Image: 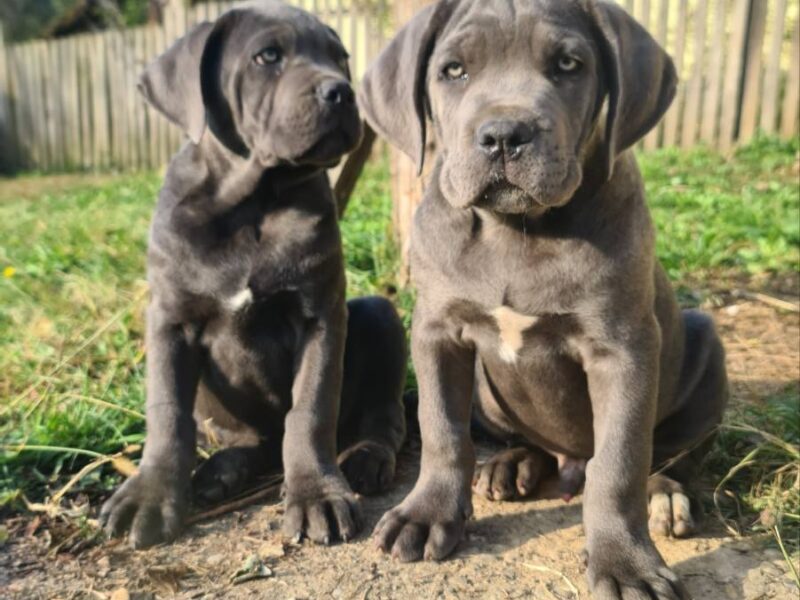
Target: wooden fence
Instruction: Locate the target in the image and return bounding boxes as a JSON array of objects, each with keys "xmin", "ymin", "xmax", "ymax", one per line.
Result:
[
  {"xmin": 0, "ymin": 0, "xmax": 797, "ymax": 175},
  {"xmin": 0, "ymin": 0, "xmax": 389, "ymax": 173}
]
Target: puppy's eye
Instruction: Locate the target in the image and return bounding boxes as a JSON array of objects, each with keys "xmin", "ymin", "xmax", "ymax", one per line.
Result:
[
  {"xmin": 442, "ymin": 62, "xmax": 468, "ymax": 81},
  {"xmin": 254, "ymin": 47, "xmax": 282, "ymax": 66},
  {"xmin": 555, "ymin": 55, "xmax": 582, "ymax": 74}
]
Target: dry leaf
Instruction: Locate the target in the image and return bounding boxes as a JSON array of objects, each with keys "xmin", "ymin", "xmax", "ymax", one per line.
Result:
[{"xmin": 110, "ymin": 457, "xmax": 138, "ymax": 477}]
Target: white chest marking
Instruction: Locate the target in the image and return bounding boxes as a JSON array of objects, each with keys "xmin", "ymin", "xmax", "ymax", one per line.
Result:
[
  {"xmin": 491, "ymin": 306, "xmax": 539, "ymax": 364},
  {"xmin": 226, "ymin": 287, "xmax": 254, "ymax": 312}
]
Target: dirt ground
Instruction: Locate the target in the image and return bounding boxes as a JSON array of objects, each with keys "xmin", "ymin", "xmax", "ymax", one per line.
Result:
[{"xmin": 2, "ymin": 299, "xmax": 798, "ymax": 600}]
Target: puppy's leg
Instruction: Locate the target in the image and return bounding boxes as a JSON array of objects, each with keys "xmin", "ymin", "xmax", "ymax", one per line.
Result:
[
  {"xmin": 100, "ymin": 305, "xmax": 201, "ymax": 549},
  {"xmin": 473, "ymin": 446, "xmax": 552, "ymax": 501},
  {"xmin": 649, "ymin": 310, "xmax": 728, "ymax": 539},
  {"xmin": 282, "ymin": 299, "xmax": 362, "ymax": 545},
  {"xmin": 580, "ymin": 315, "xmax": 690, "ymax": 600},
  {"xmin": 337, "ymin": 297, "xmax": 407, "ymax": 496},
  {"xmin": 373, "ymin": 306, "xmax": 475, "ymax": 562}
]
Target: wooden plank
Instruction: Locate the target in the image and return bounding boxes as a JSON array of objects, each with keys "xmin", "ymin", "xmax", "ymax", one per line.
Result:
[
  {"xmin": 681, "ymin": 0, "xmax": 708, "ymax": 148},
  {"xmin": 355, "ymin": 10, "xmax": 369, "ymax": 81},
  {"xmin": 637, "ymin": 0, "xmax": 650, "ymax": 30},
  {"xmin": 31, "ymin": 42, "xmax": 49, "ymax": 169},
  {"xmin": 701, "ymin": 0, "xmax": 727, "ymax": 144},
  {"xmin": 134, "ymin": 27, "xmax": 148, "ymax": 170},
  {"xmin": 760, "ymin": 0, "xmax": 788, "ymax": 134},
  {"xmin": 738, "ymin": 0, "xmax": 768, "ymax": 142},
  {"xmin": 662, "ymin": 0, "xmax": 688, "ymax": 147},
  {"xmin": 154, "ymin": 22, "xmax": 170, "ymax": 168},
  {"xmin": 644, "ymin": 0, "xmax": 669, "ymax": 150},
  {"xmin": 163, "ymin": 4, "xmax": 181, "ymax": 159},
  {"xmin": 62, "ymin": 37, "xmax": 81, "ymax": 168},
  {"xmin": 719, "ymin": 0, "xmax": 751, "ymax": 152},
  {"xmin": 0, "ymin": 26, "xmax": 15, "ymax": 171},
  {"xmin": 119, "ymin": 30, "xmax": 132, "ymax": 169},
  {"xmin": 335, "ymin": 0, "xmax": 344, "ymax": 35},
  {"xmin": 10, "ymin": 45, "xmax": 34, "ymax": 169},
  {"xmin": 110, "ymin": 31, "xmax": 129, "ymax": 169},
  {"xmin": 780, "ymin": 16, "xmax": 800, "ymax": 138},
  {"xmin": 146, "ymin": 25, "xmax": 160, "ymax": 169},
  {"xmin": 50, "ymin": 39, "xmax": 67, "ymax": 169},
  {"xmin": 34, "ymin": 42, "xmax": 48, "ymax": 167},
  {"xmin": 77, "ymin": 35, "xmax": 93, "ymax": 170},
  {"xmin": 23, "ymin": 45, "xmax": 39, "ymax": 168},
  {"xmin": 123, "ymin": 30, "xmax": 139, "ymax": 170},
  {"xmin": 348, "ymin": 2, "xmax": 358, "ymax": 77},
  {"xmin": 94, "ymin": 34, "xmax": 111, "ymax": 169}
]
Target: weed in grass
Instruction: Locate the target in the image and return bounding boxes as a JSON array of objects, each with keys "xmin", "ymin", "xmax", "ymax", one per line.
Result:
[{"xmin": 706, "ymin": 387, "xmax": 800, "ymax": 558}]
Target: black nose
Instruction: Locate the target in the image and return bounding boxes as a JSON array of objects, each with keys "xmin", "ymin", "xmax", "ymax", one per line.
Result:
[
  {"xmin": 318, "ymin": 80, "xmax": 355, "ymax": 106},
  {"xmin": 477, "ymin": 120, "xmax": 536, "ymax": 161}
]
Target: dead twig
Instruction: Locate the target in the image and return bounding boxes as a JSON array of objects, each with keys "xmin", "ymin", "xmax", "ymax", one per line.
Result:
[
  {"xmin": 733, "ymin": 290, "xmax": 800, "ymax": 313},
  {"xmin": 521, "ymin": 563, "xmax": 580, "ymax": 597}
]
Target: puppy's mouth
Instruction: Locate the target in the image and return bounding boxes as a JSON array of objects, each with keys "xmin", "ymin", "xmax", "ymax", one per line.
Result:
[
  {"xmin": 472, "ymin": 160, "xmax": 583, "ymax": 215},
  {"xmin": 290, "ymin": 110, "xmax": 362, "ymax": 167},
  {"xmin": 476, "ymin": 181, "xmax": 538, "ymax": 215}
]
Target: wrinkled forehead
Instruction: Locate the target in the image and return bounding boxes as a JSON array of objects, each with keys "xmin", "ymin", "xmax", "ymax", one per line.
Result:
[
  {"xmin": 223, "ymin": 1, "xmax": 341, "ymax": 55},
  {"xmin": 439, "ymin": 0, "xmax": 595, "ymax": 54}
]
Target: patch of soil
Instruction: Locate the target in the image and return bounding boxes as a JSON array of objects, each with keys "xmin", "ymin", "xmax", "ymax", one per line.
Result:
[{"xmin": 1, "ymin": 300, "xmax": 798, "ymax": 600}]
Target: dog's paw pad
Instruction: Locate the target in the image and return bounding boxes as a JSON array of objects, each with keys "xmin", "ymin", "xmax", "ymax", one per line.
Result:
[
  {"xmin": 338, "ymin": 441, "xmax": 396, "ymax": 496},
  {"xmin": 472, "ymin": 447, "xmax": 546, "ymax": 501},
  {"xmin": 648, "ymin": 491, "xmax": 695, "ymax": 538}
]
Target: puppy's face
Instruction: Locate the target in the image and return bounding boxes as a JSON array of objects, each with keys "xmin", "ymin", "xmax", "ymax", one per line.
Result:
[
  {"xmin": 140, "ymin": 1, "xmax": 362, "ymax": 168},
  {"xmin": 210, "ymin": 8, "xmax": 362, "ymax": 166},
  {"xmin": 428, "ymin": 1, "xmax": 603, "ymax": 214},
  {"xmin": 358, "ymin": 0, "xmax": 677, "ymax": 216}
]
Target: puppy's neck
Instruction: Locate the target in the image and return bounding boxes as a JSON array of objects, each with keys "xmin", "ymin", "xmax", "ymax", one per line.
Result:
[{"xmin": 196, "ymin": 134, "xmax": 323, "ymax": 207}]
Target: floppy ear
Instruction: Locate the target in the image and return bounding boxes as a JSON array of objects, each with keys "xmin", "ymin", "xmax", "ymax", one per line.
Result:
[
  {"xmin": 589, "ymin": 1, "xmax": 678, "ymax": 176},
  {"xmin": 357, "ymin": 0, "xmax": 457, "ymax": 174},
  {"xmin": 138, "ymin": 22, "xmax": 214, "ymax": 144}
]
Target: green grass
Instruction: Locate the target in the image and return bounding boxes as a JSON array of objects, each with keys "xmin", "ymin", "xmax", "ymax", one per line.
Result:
[
  {"xmin": 641, "ymin": 136, "xmax": 800, "ymax": 290},
  {"xmin": 0, "ymin": 140, "xmax": 798, "ymax": 557}
]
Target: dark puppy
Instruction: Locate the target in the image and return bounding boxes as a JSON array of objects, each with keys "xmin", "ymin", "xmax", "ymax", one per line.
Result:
[
  {"xmin": 359, "ymin": 0, "xmax": 726, "ymax": 597},
  {"xmin": 100, "ymin": 0, "xmax": 406, "ymax": 549}
]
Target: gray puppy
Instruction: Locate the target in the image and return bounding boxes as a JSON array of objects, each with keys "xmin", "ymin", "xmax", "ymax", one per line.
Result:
[
  {"xmin": 358, "ymin": 0, "xmax": 727, "ymax": 598},
  {"xmin": 100, "ymin": 0, "xmax": 407, "ymax": 549}
]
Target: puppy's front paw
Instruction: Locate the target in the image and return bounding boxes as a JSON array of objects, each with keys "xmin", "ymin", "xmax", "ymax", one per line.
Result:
[
  {"xmin": 587, "ymin": 536, "xmax": 690, "ymax": 600},
  {"xmin": 338, "ymin": 440, "xmax": 396, "ymax": 496},
  {"xmin": 282, "ymin": 474, "xmax": 362, "ymax": 544},
  {"xmin": 473, "ymin": 446, "xmax": 547, "ymax": 501},
  {"xmin": 373, "ymin": 481, "xmax": 472, "ymax": 562},
  {"xmin": 648, "ymin": 474, "xmax": 696, "ymax": 539},
  {"xmin": 99, "ymin": 466, "xmax": 189, "ymax": 549}
]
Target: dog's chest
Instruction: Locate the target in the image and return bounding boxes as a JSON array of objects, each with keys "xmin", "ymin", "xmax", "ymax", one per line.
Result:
[
  {"xmin": 209, "ymin": 204, "xmax": 335, "ymax": 314},
  {"xmin": 452, "ymin": 300, "xmax": 581, "ymax": 366}
]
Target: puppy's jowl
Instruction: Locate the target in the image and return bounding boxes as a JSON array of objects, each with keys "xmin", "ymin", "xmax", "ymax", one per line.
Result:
[
  {"xmin": 360, "ymin": 1, "xmax": 727, "ymax": 598},
  {"xmin": 100, "ymin": 0, "xmax": 407, "ymax": 549}
]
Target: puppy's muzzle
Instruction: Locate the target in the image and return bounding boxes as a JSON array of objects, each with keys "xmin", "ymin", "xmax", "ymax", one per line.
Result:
[
  {"xmin": 476, "ymin": 119, "xmax": 536, "ymax": 163},
  {"xmin": 317, "ymin": 79, "xmax": 356, "ymax": 108}
]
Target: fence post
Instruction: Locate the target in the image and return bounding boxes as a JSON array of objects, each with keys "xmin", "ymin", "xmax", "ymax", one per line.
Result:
[
  {"xmin": 0, "ymin": 25, "xmax": 17, "ymax": 173},
  {"xmin": 780, "ymin": 16, "xmax": 800, "ymax": 139},
  {"xmin": 738, "ymin": 0, "xmax": 769, "ymax": 144},
  {"xmin": 719, "ymin": 0, "xmax": 752, "ymax": 152}
]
